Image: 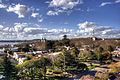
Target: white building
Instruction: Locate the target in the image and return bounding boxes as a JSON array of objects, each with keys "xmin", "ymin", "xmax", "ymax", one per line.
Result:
[
  {"xmin": 18, "ymin": 57, "xmax": 27, "ymax": 64},
  {"xmin": 13, "ymin": 52, "xmax": 26, "ymax": 60}
]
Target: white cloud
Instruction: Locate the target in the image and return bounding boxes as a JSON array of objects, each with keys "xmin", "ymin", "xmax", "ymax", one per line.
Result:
[
  {"xmin": 49, "ymin": 0, "xmax": 80, "ymax": 10},
  {"xmin": 6, "ymin": 4, "xmax": 30, "ymax": 18},
  {"xmin": 31, "ymin": 13, "xmax": 39, "ymax": 18},
  {"xmin": 0, "ymin": 23, "xmax": 75, "ymax": 40},
  {"xmin": 38, "ymin": 18, "xmax": 43, "ymax": 22},
  {"xmin": 14, "ymin": 23, "xmax": 27, "ymax": 32},
  {"xmin": 47, "ymin": 10, "xmax": 59, "ymax": 16},
  {"xmin": 0, "ymin": 25, "xmax": 3, "ymax": 29},
  {"xmin": 0, "ymin": 3, "xmax": 7, "ymax": 8},
  {"xmin": 76, "ymin": 21, "xmax": 120, "ymax": 38},
  {"xmin": 100, "ymin": 2, "xmax": 112, "ymax": 7},
  {"xmin": 0, "ymin": 22, "xmax": 120, "ymax": 40},
  {"xmin": 47, "ymin": 9, "xmax": 64, "ymax": 16},
  {"xmin": 77, "ymin": 21, "xmax": 96, "ymax": 29},
  {"xmin": 87, "ymin": 8, "xmax": 93, "ymax": 12},
  {"xmin": 47, "ymin": 0, "xmax": 82, "ymax": 16},
  {"xmin": 115, "ymin": 0, "xmax": 120, "ymax": 3}
]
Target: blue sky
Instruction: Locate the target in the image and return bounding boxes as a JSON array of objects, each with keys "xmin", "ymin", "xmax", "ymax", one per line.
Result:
[{"xmin": 0, "ymin": 0, "xmax": 120, "ymax": 40}]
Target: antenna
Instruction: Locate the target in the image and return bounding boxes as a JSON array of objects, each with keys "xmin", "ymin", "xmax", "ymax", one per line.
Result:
[{"xmin": 92, "ymin": 28, "xmax": 95, "ymax": 38}]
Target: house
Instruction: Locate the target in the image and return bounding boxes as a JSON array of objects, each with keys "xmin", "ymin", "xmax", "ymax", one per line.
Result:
[
  {"xmin": 112, "ymin": 48, "xmax": 120, "ymax": 57},
  {"xmin": 13, "ymin": 52, "xmax": 26, "ymax": 60},
  {"xmin": 18, "ymin": 57, "xmax": 27, "ymax": 64},
  {"xmin": 26, "ymin": 52, "xmax": 33, "ymax": 54},
  {"xmin": 64, "ymin": 46, "xmax": 72, "ymax": 50},
  {"xmin": 79, "ymin": 48, "xmax": 85, "ymax": 51}
]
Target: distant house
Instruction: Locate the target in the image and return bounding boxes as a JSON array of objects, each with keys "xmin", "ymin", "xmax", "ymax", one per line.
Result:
[
  {"xmin": 13, "ymin": 52, "xmax": 26, "ymax": 60},
  {"xmin": 26, "ymin": 52, "xmax": 33, "ymax": 54},
  {"xmin": 64, "ymin": 46, "xmax": 72, "ymax": 50},
  {"xmin": 79, "ymin": 48, "xmax": 85, "ymax": 51},
  {"xmin": 6, "ymin": 47, "xmax": 19, "ymax": 51},
  {"xmin": 90, "ymin": 37, "xmax": 102, "ymax": 41},
  {"xmin": 112, "ymin": 48, "xmax": 120, "ymax": 57},
  {"xmin": 82, "ymin": 45, "xmax": 90, "ymax": 48},
  {"xmin": 18, "ymin": 57, "xmax": 27, "ymax": 64}
]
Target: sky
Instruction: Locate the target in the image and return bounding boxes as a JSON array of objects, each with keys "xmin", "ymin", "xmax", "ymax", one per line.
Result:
[{"xmin": 0, "ymin": 0, "xmax": 120, "ymax": 40}]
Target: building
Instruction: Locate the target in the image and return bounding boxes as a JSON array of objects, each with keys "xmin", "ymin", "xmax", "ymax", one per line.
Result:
[
  {"xmin": 18, "ymin": 57, "xmax": 27, "ymax": 64},
  {"xmin": 13, "ymin": 52, "xmax": 26, "ymax": 60},
  {"xmin": 112, "ymin": 48, "xmax": 120, "ymax": 57}
]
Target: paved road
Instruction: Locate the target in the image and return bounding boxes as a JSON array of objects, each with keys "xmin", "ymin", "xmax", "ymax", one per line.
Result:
[
  {"xmin": 63, "ymin": 71, "xmax": 97, "ymax": 80},
  {"xmin": 64, "ymin": 58, "xmax": 120, "ymax": 80}
]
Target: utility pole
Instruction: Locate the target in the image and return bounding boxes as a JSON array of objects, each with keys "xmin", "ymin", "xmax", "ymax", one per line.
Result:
[
  {"xmin": 92, "ymin": 28, "xmax": 95, "ymax": 49},
  {"xmin": 64, "ymin": 54, "xmax": 65, "ymax": 70}
]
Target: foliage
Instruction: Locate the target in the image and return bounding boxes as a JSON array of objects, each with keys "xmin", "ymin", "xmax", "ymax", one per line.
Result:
[
  {"xmin": 0, "ymin": 55, "xmax": 17, "ymax": 80},
  {"xmin": 16, "ymin": 57, "xmax": 51, "ymax": 80},
  {"xmin": 78, "ymin": 50, "xmax": 96, "ymax": 60},
  {"xmin": 62, "ymin": 35, "xmax": 70, "ymax": 46},
  {"xmin": 46, "ymin": 40, "xmax": 55, "ymax": 49},
  {"xmin": 8, "ymin": 50, "xmax": 13, "ymax": 55},
  {"xmin": 21, "ymin": 44, "xmax": 31, "ymax": 52},
  {"xmin": 107, "ymin": 45, "xmax": 114, "ymax": 52},
  {"xmin": 97, "ymin": 47, "xmax": 104, "ymax": 53},
  {"xmin": 88, "ymin": 64, "xmax": 99, "ymax": 70},
  {"xmin": 102, "ymin": 51, "xmax": 112, "ymax": 60},
  {"xmin": 54, "ymin": 50, "xmax": 88, "ymax": 74},
  {"xmin": 96, "ymin": 52, "xmax": 102, "ymax": 61},
  {"xmin": 25, "ymin": 55, "xmax": 32, "ymax": 60},
  {"xmin": 71, "ymin": 47, "xmax": 79, "ymax": 57}
]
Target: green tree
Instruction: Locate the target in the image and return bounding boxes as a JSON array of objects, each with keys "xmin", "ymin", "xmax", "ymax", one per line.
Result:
[
  {"xmin": 98, "ymin": 47, "xmax": 104, "ymax": 53},
  {"xmin": 46, "ymin": 40, "xmax": 55, "ymax": 49},
  {"xmin": 62, "ymin": 35, "xmax": 70, "ymax": 46},
  {"xmin": 8, "ymin": 50, "xmax": 13, "ymax": 55},
  {"xmin": 63, "ymin": 35, "xmax": 67, "ymax": 40},
  {"xmin": 17, "ymin": 57, "xmax": 51, "ymax": 80},
  {"xmin": 16, "ymin": 59, "xmax": 43, "ymax": 80},
  {"xmin": 1, "ymin": 55, "xmax": 17, "ymax": 80},
  {"xmin": 36, "ymin": 57, "xmax": 51, "ymax": 80},
  {"xmin": 22, "ymin": 44, "xmax": 31, "ymax": 52},
  {"xmin": 78, "ymin": 50, "xmax": 96, "ymax": 60},
  {"xmin": 54, "ymin": 50, "xmax": 88, "ymax": 74},
  {"xmin": 71, "ymin": 47, "xmax": 79, "ymax": 57},
  {"xmin": 96, "ymin": 52, "xmax": 103, "ymax": 65},
  {"xmin": 102, "ymin": 51, "xmax": 112, "ymax": 60},
  {"xmin": 108, "ymin": 45, "xmax": 114, "ymax": 52}
]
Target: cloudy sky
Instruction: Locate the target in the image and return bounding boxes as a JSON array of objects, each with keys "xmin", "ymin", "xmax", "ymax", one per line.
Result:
[{"xmin": 0, "ymin": 0, "xmax": 120, "ymax": 40}]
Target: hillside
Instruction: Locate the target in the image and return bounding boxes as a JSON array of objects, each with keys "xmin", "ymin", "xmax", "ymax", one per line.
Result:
[
  {"xmin": 0, "ymin": 38, "xmax": 120, "ymax": 50},
  {"xmin": 70, "ymin": 38, "xmax": 120, "ymax": 50}
]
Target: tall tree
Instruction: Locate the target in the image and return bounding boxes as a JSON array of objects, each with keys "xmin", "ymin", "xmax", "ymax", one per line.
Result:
[
  {"xmin": 98, "ymin": 47, "xmax": 104, "ymax": 53},
  {"xmin": 1, "ymin": 55, "xmax": 17, "ymax": 80},
  {"xmin": 62, "ymin": 35, "xmax": 70, "ymax": 46},
  {"xmin": 17, "ymin": 57, "xmax": 51, "ymax": 80},
  {"xmin": 71, "ymin": 47, "xmax": 79, "ymax": 57},
  {"xmin": 63, "ymin": 35, "xmax": 67, "ymax": 40},
  {"xmin": 36, "ymin": 57, "xmax": 51, "ymax": 80},
  {"xmin": 107, "ymin": 45, "xmax": 114, "ymax": 52},
  {"xmin": 46, "ymin": 40, "xmax": 55, "ymax": 49},
  {"xmin": 54, "ymin": 50, "xmax": 88, "ymax": 73}
]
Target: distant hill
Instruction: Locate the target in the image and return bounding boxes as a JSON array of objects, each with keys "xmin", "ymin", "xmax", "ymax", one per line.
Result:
[
  {"xmin": 70, "ymin": 38, "xmax": 120, "ymax": 50},
  {"xmin": 0, "ymin": 38, "xmax": 120, "ymax": 50}
]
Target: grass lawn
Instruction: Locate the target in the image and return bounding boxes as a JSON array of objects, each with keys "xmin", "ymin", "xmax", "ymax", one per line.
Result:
[
  {"xmin": 46, "ymin": 74, "xmax": 65, "ymax": 80},
  {"xmin": 88, "ymin": 64, "xmax": 100, "ymax": 70}
]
